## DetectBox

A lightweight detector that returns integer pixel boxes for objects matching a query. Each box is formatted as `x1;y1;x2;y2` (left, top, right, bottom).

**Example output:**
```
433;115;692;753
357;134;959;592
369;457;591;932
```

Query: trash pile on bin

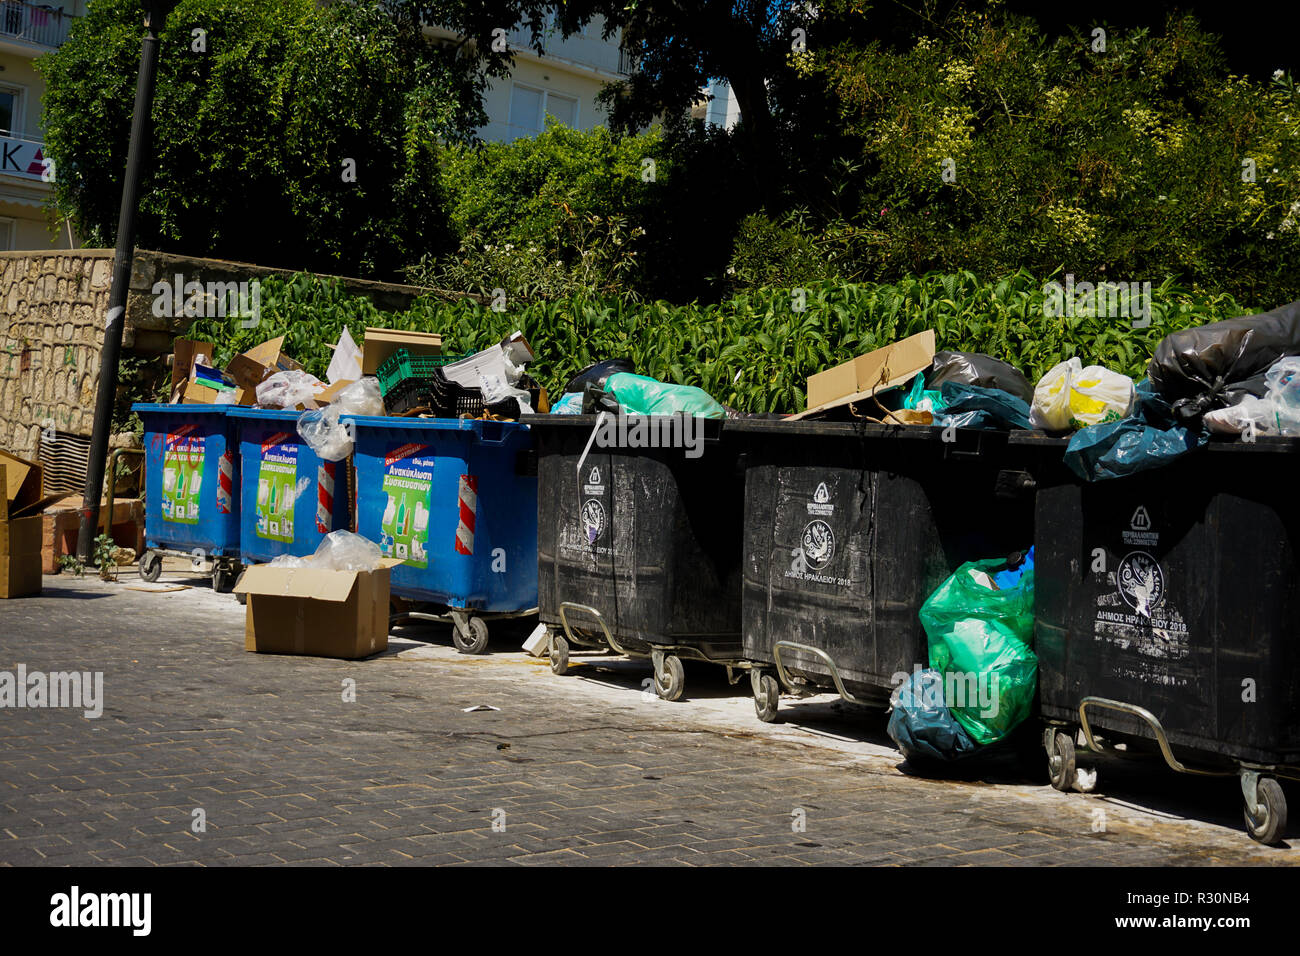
792;299;1300;483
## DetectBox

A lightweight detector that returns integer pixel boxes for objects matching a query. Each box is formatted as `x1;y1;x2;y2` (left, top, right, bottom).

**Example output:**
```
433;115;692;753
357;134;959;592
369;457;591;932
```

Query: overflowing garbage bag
927;351;1034;404
1030;358;1135;431
935;382;1032;430
887;669;980;764
1064;380;1208;481
257;369;326;410
920;552;1037;746
564;358;636;396
584;372;727;418
1148;300;1300;423
1203;356;1300;437
268;530;384;571
297;377;384;461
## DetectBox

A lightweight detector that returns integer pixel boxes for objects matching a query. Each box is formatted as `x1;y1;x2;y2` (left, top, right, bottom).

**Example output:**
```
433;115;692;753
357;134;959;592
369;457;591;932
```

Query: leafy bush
186;271;1251;415
800;10;1300;305
39;0;478;280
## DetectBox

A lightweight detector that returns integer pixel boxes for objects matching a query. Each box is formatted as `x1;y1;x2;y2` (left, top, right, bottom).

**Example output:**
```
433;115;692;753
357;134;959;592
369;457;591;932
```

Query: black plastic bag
563;358;635;396
927;351;1033;404
1147;301;1300;422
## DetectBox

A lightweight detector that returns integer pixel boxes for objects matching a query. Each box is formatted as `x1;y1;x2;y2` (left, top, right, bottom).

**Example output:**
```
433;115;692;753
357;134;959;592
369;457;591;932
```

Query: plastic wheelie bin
228;408;352;566
345;415;537;654
533;414;751;700
1014;431;1300;844
133;403;243;591
732;419;1036;722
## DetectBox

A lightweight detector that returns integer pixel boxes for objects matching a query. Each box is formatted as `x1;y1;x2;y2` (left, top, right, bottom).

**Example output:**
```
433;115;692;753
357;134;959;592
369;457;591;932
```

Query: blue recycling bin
229;408;352;566
133;403;242;591
344;415;538;653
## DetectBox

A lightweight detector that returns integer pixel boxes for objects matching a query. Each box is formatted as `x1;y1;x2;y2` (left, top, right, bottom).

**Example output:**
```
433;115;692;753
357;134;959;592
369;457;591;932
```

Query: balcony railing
0;1;75;49
618;45;638;76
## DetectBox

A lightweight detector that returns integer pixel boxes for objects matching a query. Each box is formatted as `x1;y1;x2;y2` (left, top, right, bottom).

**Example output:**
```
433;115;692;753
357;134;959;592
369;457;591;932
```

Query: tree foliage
39;0;483;279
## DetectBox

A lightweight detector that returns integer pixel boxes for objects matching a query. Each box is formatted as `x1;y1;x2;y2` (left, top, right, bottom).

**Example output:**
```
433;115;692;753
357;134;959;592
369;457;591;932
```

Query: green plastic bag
604;372;726;418
903;373;946;413
919;558;1036;746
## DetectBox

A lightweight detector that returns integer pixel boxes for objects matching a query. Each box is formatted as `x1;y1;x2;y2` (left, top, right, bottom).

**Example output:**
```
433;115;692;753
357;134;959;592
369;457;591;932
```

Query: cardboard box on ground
233;558;405;659
0;452;63;599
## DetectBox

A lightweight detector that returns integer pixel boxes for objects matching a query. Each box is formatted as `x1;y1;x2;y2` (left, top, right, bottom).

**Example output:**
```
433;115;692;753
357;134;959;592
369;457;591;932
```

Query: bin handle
1077;696;1233;777
558;601;631;656
477;420;508;444
772;640;860;704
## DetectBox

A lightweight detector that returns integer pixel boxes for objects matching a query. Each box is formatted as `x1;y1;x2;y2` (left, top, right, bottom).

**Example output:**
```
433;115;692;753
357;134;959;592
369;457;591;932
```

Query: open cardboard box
791;329;936;420
234;558;405;659
0;452;62;599
361;327;442;376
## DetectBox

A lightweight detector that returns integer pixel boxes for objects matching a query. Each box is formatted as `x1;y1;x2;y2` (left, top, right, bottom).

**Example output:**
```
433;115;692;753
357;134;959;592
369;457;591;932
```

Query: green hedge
186;271;1251;414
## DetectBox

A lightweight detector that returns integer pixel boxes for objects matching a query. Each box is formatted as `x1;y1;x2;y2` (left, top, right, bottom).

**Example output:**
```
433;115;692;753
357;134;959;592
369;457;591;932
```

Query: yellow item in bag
1030;358;1135;430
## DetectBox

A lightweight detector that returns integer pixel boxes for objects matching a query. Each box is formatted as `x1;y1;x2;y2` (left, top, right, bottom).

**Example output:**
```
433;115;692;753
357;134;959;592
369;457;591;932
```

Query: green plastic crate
375;348;470;396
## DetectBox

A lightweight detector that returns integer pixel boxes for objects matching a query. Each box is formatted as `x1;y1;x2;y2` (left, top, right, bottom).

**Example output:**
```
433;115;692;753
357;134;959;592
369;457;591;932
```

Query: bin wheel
138;551;162;583
211;565;234;594
752;671;780;723
1047;730;1077;792
654;654;685;702
549;633;570;676
234;569;247;606
453;616;490;655
1244;777;1287;844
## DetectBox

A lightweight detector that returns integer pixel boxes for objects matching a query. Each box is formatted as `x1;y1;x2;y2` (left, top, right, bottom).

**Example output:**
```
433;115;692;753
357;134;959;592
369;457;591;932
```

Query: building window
0;218;15;252
508;83;579;138
0;86;23;136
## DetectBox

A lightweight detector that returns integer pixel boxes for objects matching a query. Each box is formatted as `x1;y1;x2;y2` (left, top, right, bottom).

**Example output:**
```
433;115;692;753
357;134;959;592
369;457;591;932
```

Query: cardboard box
171;339;215;403
793;329;936;420
233;559;404;659
361;328;442;376
226;336;303;395
0;456;53;599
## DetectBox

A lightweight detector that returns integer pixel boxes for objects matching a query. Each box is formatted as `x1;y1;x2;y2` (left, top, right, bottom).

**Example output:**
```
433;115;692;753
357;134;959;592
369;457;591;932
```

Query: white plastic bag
296;376;384;461
1030;358;1135;430
1204;396;1280;436
257;369;324;409
481;372;534;415
1208;357;1300;437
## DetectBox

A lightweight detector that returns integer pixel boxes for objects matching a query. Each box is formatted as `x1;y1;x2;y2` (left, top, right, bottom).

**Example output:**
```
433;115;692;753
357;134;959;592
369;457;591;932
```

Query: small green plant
58;554;85;578
93;534;118;581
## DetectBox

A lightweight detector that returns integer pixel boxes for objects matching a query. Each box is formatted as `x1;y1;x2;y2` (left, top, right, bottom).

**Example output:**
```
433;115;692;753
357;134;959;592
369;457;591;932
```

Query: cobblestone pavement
0;573;1296;867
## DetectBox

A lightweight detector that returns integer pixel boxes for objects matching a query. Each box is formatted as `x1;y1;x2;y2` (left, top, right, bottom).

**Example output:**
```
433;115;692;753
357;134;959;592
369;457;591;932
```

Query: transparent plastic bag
296;377;384;461
257;369;324;409
481;372;534;415
309;530;383;571
267;532;383;571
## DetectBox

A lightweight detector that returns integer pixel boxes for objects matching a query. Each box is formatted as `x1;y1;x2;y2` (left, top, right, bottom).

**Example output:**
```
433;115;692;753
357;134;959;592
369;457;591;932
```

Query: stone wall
0;248;444;465
0;252;114;459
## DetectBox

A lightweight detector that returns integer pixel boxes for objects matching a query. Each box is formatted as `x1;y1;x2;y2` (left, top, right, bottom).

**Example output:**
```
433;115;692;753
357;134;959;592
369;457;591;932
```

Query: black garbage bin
532;414;750;700
1013;431;1300;844
732;419;1036;722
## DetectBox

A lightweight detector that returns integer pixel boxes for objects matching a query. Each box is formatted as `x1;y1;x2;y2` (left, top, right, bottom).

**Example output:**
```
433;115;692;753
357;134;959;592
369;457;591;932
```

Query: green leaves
186;269;1247;415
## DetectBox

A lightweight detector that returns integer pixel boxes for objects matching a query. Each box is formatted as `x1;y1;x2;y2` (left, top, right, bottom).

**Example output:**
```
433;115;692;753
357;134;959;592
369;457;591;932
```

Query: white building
427;13;739;142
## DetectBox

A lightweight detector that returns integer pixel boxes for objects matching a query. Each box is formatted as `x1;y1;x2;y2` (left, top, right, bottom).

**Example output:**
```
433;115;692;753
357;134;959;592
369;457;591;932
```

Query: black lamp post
77;0;177;562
